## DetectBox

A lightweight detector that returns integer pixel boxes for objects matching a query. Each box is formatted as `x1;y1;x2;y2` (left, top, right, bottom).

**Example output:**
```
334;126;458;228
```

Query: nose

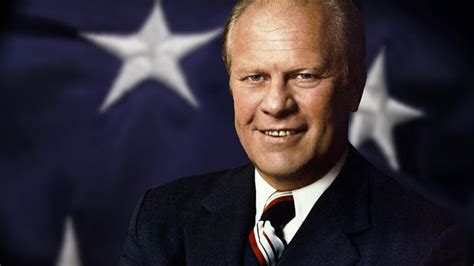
260;78;297;117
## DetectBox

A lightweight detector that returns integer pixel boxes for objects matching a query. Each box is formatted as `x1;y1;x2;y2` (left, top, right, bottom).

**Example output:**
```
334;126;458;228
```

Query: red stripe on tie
263;195;293;213
249;229;267;265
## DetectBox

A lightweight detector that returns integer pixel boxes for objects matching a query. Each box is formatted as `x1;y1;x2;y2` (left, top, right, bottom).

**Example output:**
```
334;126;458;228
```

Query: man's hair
222;0;366;89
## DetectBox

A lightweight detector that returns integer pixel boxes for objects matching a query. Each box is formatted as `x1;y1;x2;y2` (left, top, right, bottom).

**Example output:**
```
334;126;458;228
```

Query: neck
258;143;349;191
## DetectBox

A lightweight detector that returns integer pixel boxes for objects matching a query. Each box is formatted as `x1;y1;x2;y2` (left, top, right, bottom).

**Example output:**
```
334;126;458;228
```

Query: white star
56;216;81;266
349;48;424;170
81;1;222;112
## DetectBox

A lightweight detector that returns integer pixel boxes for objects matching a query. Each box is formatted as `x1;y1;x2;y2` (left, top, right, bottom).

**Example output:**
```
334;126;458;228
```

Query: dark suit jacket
118;148;469;265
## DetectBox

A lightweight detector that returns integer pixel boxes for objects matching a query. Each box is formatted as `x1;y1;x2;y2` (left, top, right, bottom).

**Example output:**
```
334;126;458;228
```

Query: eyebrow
286;65;332;77
230;54;333;76
230;65;333;80
230;68;265;77
233;62;330;73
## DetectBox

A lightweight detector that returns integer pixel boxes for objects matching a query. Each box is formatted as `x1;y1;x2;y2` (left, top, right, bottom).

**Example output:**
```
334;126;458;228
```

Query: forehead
229;1;332;69
237;1;326;34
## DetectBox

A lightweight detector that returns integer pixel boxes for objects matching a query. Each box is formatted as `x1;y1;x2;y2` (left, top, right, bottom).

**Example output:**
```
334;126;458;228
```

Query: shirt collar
254;148;349;223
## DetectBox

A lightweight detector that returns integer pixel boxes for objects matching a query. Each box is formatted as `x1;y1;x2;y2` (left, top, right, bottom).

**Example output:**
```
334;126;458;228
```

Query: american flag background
1;0;472;265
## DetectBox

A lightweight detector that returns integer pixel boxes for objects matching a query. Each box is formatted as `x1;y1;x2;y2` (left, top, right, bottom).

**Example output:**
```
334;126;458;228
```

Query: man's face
228;3;361;188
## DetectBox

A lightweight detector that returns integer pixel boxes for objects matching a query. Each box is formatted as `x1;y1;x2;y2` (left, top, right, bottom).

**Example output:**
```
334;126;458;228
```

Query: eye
247;75;263;82
297;73;314;80
289;72;322;88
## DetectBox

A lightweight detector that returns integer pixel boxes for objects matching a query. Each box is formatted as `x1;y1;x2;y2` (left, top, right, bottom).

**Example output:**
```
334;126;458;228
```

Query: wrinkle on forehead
245;26;321;53
252;0;315;11
259;26;290;33
247;39;319;52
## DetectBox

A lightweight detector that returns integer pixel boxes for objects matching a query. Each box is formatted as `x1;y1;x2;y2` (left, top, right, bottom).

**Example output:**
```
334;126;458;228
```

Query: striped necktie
248;191;295;265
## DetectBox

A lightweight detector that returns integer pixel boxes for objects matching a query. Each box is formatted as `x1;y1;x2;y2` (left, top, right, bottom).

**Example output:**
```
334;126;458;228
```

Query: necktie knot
260;191;295;230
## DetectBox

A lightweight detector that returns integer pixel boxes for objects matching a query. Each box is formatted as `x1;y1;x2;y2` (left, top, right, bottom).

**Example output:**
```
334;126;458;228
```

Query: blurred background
0;0;472;265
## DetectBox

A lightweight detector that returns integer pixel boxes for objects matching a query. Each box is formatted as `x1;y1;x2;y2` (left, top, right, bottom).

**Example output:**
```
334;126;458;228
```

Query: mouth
258;128;306;138
263;130;298;137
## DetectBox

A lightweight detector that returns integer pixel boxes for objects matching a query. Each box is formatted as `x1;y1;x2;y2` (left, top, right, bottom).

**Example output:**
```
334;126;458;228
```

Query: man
118;0;469;265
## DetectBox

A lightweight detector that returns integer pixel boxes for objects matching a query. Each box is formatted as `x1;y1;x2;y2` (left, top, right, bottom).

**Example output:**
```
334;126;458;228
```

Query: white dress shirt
254;148;348;244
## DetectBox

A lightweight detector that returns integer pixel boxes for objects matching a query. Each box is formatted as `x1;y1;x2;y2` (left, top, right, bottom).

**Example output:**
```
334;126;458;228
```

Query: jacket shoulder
369;169;456;230
354;158;468;265
118;165;252;265
142;164;251;221
349;149;453;228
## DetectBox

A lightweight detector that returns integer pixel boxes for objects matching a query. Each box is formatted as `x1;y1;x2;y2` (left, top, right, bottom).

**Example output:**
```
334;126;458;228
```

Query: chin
254;157;307;180
252;150;330;187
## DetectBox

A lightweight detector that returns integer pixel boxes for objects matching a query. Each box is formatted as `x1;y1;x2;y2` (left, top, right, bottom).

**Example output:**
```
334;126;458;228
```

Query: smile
264;130;298;137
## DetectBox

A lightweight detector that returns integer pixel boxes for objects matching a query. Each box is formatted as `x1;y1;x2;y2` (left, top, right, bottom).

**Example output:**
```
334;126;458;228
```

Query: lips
258;127;306;137
264;130;297;137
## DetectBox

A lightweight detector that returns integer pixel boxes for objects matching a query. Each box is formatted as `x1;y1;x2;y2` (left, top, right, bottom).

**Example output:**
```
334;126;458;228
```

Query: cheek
302;83;346;119
232;89;260;125
296;90;333;122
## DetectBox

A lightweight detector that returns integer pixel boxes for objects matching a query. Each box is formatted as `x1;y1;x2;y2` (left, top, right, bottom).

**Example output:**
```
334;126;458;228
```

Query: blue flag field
1;0;472;265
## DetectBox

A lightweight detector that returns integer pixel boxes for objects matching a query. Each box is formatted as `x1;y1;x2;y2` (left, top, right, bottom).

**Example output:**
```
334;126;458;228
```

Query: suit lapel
279;147;371;265
185;165;256;265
